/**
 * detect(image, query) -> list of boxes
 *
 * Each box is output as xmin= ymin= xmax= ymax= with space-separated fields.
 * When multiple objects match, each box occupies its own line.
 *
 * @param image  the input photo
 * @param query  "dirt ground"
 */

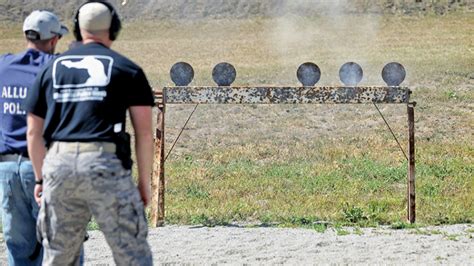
xmin=1 ymin=0 xmax=472 ymax=22
xmin=1 ymin=224 xmax=472 ymax=264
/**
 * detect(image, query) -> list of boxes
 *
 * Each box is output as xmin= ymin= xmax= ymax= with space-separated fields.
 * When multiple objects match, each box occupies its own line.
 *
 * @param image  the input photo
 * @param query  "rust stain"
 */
xmin=161 ymin=86 xmax=410 ymax=104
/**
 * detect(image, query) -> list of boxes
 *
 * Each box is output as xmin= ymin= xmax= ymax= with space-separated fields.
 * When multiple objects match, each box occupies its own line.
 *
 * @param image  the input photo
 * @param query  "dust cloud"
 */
xmin=266 ymin=0 xmax=383 ymax=85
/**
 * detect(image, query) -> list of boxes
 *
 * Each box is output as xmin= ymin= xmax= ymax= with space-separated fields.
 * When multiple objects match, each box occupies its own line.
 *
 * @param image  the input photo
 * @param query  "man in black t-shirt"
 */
xmin=24 ymin=1 xmax=154 ymax=264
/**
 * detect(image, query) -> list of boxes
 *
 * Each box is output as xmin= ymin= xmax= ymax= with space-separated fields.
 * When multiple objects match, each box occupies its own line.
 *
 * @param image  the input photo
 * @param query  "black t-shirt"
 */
xmin=24 ymin=42 xmax=155 ymax=145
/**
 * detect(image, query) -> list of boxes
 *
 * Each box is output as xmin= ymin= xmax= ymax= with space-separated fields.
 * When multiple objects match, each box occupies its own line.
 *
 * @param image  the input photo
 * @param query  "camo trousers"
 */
xmin=38 ymin=142 xmax=153 ymax=266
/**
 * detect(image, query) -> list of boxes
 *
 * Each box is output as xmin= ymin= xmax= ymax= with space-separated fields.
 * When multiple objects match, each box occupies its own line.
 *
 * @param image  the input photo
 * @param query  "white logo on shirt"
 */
xmin=53 ymin=56 xmax=113 ymax=88
xmin=52 ymin=56 xmax=114 ymax=102
xmin=1 ymin=86 xmax=28 ymax=115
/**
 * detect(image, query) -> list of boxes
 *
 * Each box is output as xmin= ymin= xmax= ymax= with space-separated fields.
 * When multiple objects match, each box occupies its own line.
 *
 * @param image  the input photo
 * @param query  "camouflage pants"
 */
xmin=38 ymin=142 xmax=153 ymax=266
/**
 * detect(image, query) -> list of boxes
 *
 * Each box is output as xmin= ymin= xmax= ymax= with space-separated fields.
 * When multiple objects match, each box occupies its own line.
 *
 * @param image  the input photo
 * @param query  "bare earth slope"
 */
xmin=0 ymin=0 xmax=472 ymax=22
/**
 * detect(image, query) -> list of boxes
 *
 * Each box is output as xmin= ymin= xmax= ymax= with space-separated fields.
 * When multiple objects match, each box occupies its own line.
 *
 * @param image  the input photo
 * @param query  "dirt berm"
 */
xmin=0 ymin=0 xmax=472 ymax=22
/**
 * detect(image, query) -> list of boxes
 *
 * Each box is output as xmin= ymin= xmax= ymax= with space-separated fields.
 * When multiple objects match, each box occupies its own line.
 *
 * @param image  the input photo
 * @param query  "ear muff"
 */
xmin=73 ymin=0 xmax=122 ymax=42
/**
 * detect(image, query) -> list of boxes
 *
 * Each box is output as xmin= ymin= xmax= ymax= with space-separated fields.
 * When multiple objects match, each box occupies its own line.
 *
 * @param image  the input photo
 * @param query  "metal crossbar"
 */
xmin=164 ymin=86 xmax=410 ymax=104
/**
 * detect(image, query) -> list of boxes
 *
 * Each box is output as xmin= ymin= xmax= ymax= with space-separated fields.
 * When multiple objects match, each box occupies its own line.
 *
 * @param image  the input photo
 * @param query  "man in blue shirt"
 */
xmin=0 ymin=10 xmax=68 ymax=265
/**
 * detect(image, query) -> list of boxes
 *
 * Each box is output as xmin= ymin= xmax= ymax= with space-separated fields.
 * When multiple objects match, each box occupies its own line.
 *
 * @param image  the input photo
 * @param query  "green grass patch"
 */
xmin=411 ymin=228 xmax=443 ymax=236
xmin=334 ymin=225 xmax=351 ymax=236
xmin=164 ymin=138 xmax=472 ymax=227
xmin=87 ymin=219 xmax=100 ymax=231
xmin=443 ymin=233 xmax=461 ymax=241
xmin=313 ymin=223 xmax=329 ymax=233
xmin=354 ymin=227 xmax=364 ymax=235
xmin=390 ymin=221 xmax=419 ymax=230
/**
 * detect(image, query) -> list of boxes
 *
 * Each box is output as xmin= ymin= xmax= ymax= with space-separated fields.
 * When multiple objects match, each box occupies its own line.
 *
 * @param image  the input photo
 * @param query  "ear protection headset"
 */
xmin=73 ymin=0 xmax=122 ymax=41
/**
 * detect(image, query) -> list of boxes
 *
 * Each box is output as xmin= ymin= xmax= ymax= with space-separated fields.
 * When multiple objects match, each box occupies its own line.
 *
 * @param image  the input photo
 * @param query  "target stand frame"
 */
xmin=150 ymin=86 xmax=416 ymax=226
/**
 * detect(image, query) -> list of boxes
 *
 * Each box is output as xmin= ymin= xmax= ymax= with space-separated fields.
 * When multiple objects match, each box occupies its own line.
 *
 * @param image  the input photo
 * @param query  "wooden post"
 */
xmin=407 ymin=102 xmax=416 ymax=223
xmin=151 ymin=91 xmax=166 ymax=227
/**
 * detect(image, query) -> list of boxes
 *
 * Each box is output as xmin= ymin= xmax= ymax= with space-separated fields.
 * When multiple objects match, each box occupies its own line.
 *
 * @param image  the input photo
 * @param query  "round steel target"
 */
xmin=297 ymin=62 xmax=321 ymax=86
xmin=212 ymin=62 xmax=236 ymax=86
xmin=170 ymin=62 xmax=194 ymax=86
xmin=339 ymin=62 xmax=363 ymax=86
xmin=382 ymin=62 xmax=406 ymax=86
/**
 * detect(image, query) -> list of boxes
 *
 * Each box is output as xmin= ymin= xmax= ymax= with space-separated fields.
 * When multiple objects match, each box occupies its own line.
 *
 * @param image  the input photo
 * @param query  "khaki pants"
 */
xmin=38 ymin=142 xmax=152 ymax=265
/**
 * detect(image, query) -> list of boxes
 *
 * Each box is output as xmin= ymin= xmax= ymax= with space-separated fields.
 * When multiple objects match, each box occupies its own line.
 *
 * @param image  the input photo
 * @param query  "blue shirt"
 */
xmin=0 ymin=49 xmax=55 ymax=155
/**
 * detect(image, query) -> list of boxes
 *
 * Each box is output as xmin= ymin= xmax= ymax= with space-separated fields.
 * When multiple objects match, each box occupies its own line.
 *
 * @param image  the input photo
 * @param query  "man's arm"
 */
xmin=27 ymin=113 xmax=46 ymax=205
xmin=129 ymin=106 xmax=154 ymax=207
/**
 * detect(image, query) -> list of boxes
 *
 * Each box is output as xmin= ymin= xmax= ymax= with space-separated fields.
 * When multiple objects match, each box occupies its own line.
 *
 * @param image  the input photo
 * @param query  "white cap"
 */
xmin=23 ymin=10 xmax=69 ymax=40
xmin=78 ymin=2 xmax=112 ymax=31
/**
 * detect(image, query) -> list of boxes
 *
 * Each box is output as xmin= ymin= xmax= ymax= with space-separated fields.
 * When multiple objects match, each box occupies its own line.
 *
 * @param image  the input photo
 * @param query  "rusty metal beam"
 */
xmin=163 ymin=86 xmax=410 ymax=104
xmin=150 ymin=90 xmax=166 ymax=227
xmin=407 ymin=102 xmax=416 ymax=224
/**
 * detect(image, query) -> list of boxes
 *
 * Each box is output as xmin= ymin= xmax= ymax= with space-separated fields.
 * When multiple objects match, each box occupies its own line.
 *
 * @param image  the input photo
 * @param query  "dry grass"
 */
xmin=1 ymin=13 xmax=472 ymax=226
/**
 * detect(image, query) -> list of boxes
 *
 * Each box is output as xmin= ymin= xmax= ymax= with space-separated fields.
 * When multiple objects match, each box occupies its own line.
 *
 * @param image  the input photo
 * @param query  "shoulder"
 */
xmin=112 ymin=54 xmax=149 ymax=85
xmin=110 ymin=49 xmax=143 ymax=73
xmin=0 ymin=52 xmax=17 ymax=66
xmin=0 ymin=52 xmax=25 ymax=72
xmin=0 ymin=53 xmax=11 ymax=70
xmin=0 ymin=53 xmax=13 ymax=61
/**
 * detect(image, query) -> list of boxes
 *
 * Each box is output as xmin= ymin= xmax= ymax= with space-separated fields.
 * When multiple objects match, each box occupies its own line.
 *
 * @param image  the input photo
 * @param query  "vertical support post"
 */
xmin=151 ymin=91 xmax=166 ymax=227
xmin=407 ymin=102 xmax=416 ymax=223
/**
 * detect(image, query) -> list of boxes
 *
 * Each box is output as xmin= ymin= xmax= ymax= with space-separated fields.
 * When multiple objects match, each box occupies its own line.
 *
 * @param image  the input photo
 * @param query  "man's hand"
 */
xmin=138 ymin=181 xmax=151 ymax=207
xmin=34 ymin=184 xmax=43 ymax=206
xmin=27 ymin=114 xmax=46 ymax=201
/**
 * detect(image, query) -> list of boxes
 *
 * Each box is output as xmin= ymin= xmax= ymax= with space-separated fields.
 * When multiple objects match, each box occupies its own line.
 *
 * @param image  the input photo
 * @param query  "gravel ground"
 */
xmin=85 ymin=224 xmax=473 ymax=264
xmin=1 ymin=224 xmax=473 ymax=264
xmin=84 ymin=224 xmax=474 ymax=264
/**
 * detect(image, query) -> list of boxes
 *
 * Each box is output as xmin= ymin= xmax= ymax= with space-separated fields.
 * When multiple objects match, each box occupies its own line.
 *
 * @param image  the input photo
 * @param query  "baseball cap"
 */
xmin=23 ymin=10 xmax=69 ymax=40
xmin=78 ymin=2 xmax=112 ymax=31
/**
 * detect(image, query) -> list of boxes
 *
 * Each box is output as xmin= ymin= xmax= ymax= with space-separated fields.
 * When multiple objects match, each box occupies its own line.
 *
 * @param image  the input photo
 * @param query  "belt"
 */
xmin=0 ymin=154 xmax=29 ymax=162
xmin=49 ymin=142 xmax=116 ymax=154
